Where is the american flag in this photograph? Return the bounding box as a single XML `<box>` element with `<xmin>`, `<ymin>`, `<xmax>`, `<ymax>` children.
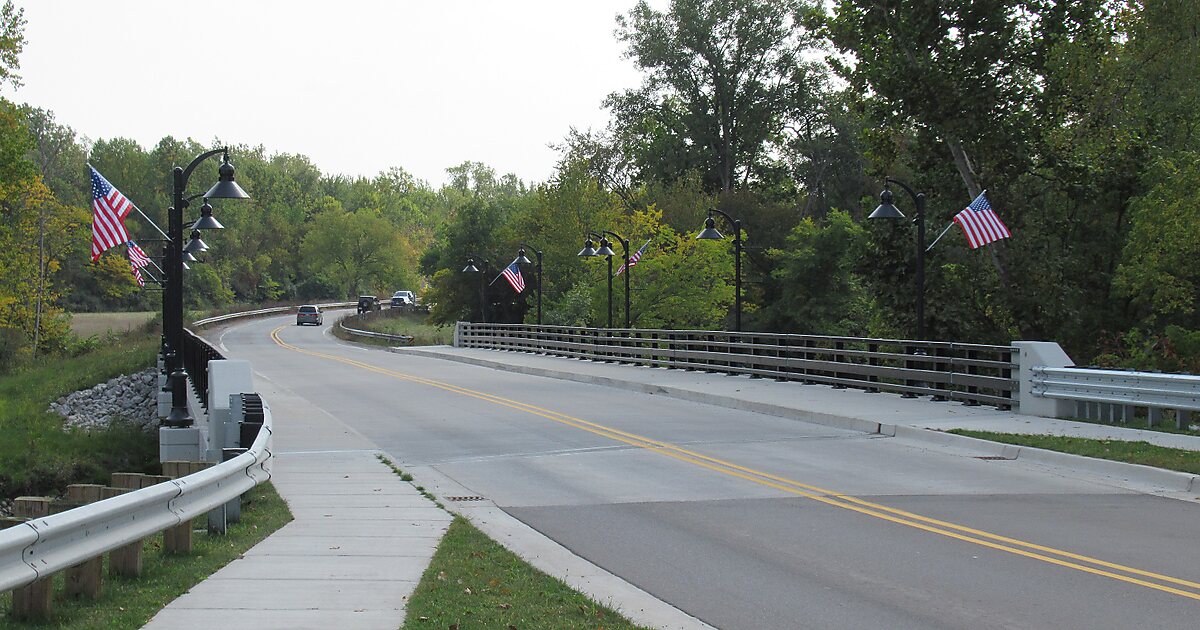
<box><xmin>126</xmin><ymin>241</ymin><xmax>151</xmax><ymax>268</ymax></box>
<box><xmin>615</xmin><ymin>239</ymin><xmax>651</xmax><ymax>276</ymax></box>
<box><xmin>130</xmin><ymin>262</ymin><xmax>146</xmax><ymax>287</ymax></box>
<box><xmin>89</xmin><ymin>166</ymin><xmax>133</xmax><ymax>261</ymax></box>
<box><xmin>500</xmin><ymin>261</ymin><xmax>526</xmax><ymax>293</ymax></box>
<box><xmin>953</xmin><ymin>191</ymin><xmax>1011</xmax><ymax>249</ymax></box>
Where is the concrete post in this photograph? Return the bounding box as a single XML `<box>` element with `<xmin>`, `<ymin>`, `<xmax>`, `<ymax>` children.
<box><xmin>206</xmin><ymin>360</ymin><xmax>254</xmax><ymax>462</ymax></box>
<box><xmin>1012</xmin><ymin>341</ymin><xmax>1075</xmax><ymax>418</ymax></box>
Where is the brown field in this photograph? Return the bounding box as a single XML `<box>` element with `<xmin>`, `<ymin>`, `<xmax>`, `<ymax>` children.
<box><xmin>70</xmin><ymin>311</ymin><xmax>158</xmax><ymax>338</ymax></box>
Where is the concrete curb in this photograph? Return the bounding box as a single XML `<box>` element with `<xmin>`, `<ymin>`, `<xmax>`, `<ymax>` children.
<box><xmin>395</xmin><ymin>346</ymin><xmax>1200</xmax><ymax>496</ymax></box>
<box><xmin>407</xmin><ymin>464</ymin><xmax>716</xmax><ymax>630</ymax></box>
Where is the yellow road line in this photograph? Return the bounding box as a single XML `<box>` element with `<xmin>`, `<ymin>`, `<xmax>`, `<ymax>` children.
<box><xmin>270</xmin><ymin>326</ymin><xmax>1200</xmax><ymax>601</ymax></box>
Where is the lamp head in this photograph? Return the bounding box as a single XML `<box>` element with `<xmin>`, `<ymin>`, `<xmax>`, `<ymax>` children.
<box><xmin>595</xmin><ymin>237</ymin><xmax>617</xmax><ymax>257</ymax></box>
<box><xmin>203</xmin><ymin>152</ymin><xmax>251</xmax><ymax>200</ymax></box>
<box><xmin>192</xmin><ymin>199</ymin><xmax>225</xmax><ymax>230</ymax></box>
<box><xmin>184</xmin><ymin>230</ymin><xmax>209</xmax><ymax>254</ymax></box>
<box><xmin>462</xmin><ymin>257</ymin><xmax>480</xmax><ymax>273</ymax></box>
<box><xmin>869</xmin><ymin>188</ymin><xmax>905</xmax><ymax>219</ymax></box>
<box><xmin>696</xmin><ymin>215</ymin><xmax>724</xmax><ymax>240</ymax></box>
<box><xmin>578</xmin><ymin>238</ymin><xmax>598</xmax><ymax>257</ymax></box>
<box><xmin>516</xmin><ymin>248</ymin><xmax>533</xmax><ymax>265</ymax></box>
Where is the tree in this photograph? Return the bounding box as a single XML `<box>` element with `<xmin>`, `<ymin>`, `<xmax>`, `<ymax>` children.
<box><xmin>609</xmin><ymin>0</ymin><xmax>821</xmax><ymax>192</ymax></box>
<box><xmin>765</xmin><ymin>211</ymin><xmax>870</xmax><ymax>335</ymax></box>
<box><xmin>0</xmin><ymin>1</ymin><xmax>24</xmax><ymax>90</ymax></box>
<box><xmin>300</xmin><ymin>206</ymin><xmax>413</xmax><ymax>298</ymax></box>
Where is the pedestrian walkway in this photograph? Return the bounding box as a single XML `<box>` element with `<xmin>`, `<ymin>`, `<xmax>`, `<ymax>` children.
<box><xmin>143</xmin><ymin>376</ymin><xmax>452</xmax><ymax>630</ymax></box>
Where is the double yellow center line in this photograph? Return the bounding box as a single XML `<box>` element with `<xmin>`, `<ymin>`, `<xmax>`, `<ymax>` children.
<box><xmin>271</xmin><ymin>325</ymin><xmax>1200</xmax><ymax>601</ymax></box>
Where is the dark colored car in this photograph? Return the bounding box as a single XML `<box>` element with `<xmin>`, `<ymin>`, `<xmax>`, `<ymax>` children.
<box><xmin>296</xmin><ymin>305</ymin><xmax>323</xmax><ymax>326</ymax></box>
<box><xmin>357</xmin><ymin>295</ymin><xmax>381</xmax><ymax>314</ymax></box>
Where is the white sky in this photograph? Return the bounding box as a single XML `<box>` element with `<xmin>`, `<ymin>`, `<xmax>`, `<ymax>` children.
<box><xmin>12</xmin><ymin>1</ymin><xmax>649</xmax><ymax>187</ymax></box>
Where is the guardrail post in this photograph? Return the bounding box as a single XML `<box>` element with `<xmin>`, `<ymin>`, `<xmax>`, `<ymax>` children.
<box><xmin>11</xmin><ymin>497</ymin><xmax>53</xmax><ymax>620</ymax></box>
<box><xmin>62</xmin><ymin>485</ymin><xmax>105</xmax><ymax>599</ymax></box>
<box><xmin>105</xmin><ymin>476</ymin><xmax>147</xmax><ymax>577</ymax></box>
<box><xmin>1179</xmin><ymin>410</ymin><xmax>1192</xmax><ymax>431</ymax></box>
<box><xmin>163</xmin><ymin>461</ymin><xmax>213</xmax><ymax>554</ymax></box>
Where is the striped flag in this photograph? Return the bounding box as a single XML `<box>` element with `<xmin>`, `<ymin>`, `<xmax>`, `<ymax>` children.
<box><xmin>953</xmin><ymin>191</ymin><xmax>1011</xmax><ymax>249</ymax></box>
<box><xmin>499</xmin><ymin>261</ymin><xmax>526</xmax><ymax>293</ymax></box>
<box><xmin>130</xmin><ymin>262</ymin><xmax>146</xmax><ymax>287</ymax></box>
<box><xmin>89</xmin><ymin>166</ymin><xmax>133</xmax><ymax>261</ymax></box>
<box><xmin>615</xmin><ymin>239</ymin><xmax>651</xmax><ymax>276</ymax></box>
<box><xmin>126</xmin><ymin>241</ymin><xmax>151</xmax><ymax>268</ymax></box>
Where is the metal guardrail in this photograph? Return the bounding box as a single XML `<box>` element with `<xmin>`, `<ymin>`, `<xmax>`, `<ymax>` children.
<box><xmin>191</xmin><ymin>301</ymin><xmax>355</xmax><ymax>328</ymax></box>
<box><xmin>338</xmin><ymin>311</ymin><xmax>414</xmax><ymax>345</ymax></box>
<box><xmin>1031</xmin><ymin>366</ymin><xmax>1200</xmax><ymax>427</ymax></box>
<box><xmin>458</xmin><ymin>323</ymin><xmax>1017</xmax><ymax>408</ymax></box>
<box><xmin>0</xmin><ymin>401</ymin><xmax>273</xmax><ymax>593</ymax></box>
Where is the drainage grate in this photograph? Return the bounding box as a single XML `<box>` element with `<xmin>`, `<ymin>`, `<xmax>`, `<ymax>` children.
<box><xmin>975</xmin><ymin>456</ymin><xmax>1011</xmax><ymax>460</ymax></box>
<box><xmin>446</xmin><ymin>496</ymin><xmax>487</xmax><ymax>502</ymax></box>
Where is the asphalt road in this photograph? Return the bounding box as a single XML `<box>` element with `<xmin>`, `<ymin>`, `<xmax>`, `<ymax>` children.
<box><xmin>215</xmin><ymin>314</ymin><xmax>1200</xmax><ymax>629</ymax></box>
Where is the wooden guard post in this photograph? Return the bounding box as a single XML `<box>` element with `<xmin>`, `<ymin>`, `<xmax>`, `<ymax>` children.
<box><xmin>9</xmin><ymin>496</ymin><xmax>53</xmax><ymax>620</ymax></box>
<box><xmin>161</xmin><ymin>461</ymin><xmax>212</xmax><ymax>554</ymax></box>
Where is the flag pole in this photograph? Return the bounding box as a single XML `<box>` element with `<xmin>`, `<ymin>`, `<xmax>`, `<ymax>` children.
<box><xmin>925</xmin><ymin>222</ymin><xmax>956</xmax><ymax>253</ymax></box>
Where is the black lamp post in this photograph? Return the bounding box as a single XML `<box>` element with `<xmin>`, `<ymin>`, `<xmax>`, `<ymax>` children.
<box><xmin>462</xmin><ymin>255</ymin><xmax>489</xmax><ymax>323</ymax></box>
<box><xmin>578</xmin><ymin>231</ymin><xmax>630</xmax><ymax>328</ymax></box>
<box><xmin>696</xmin><ymin>209</ymin><xmax>744</xmax><ymax>332</ymax></box>
<box><xmin>869</xmin><ymin>178</ymin><xmax>926</xmax><ymax>341</ymax></box>
<box><xmin>163</xmin><ymin>149</ymin><xmax>249</xmax><ymax>427</ymax></box>
<box><xmin>515</xmin><ymin>244</ymin><xmax>543</xmax><ymax>325</ymax></box>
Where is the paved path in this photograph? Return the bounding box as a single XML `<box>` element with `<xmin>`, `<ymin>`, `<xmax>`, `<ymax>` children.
<box><xmin>145</xmin><ymin>340</ymin><xmax>1200</xmax><ymax>629</ymax></box>
<box><xmin>143</xmin><ymin>371</ymin><xmax>452</xmax><ymax>630</ymax></box>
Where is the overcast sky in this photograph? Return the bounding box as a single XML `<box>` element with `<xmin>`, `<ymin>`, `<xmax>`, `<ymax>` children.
<box><xmin>11</xmin><ymin>1</ymin><xmax>649</xmax><ymax>187</ymax></box>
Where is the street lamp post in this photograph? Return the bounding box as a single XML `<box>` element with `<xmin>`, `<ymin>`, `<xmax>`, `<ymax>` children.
<box><xmin>869</xmin><ymin>177</ymin><xmax>926</xmax><ymax>341</ymax></box>
<box><xmin>515</xmin><ymin>244</ymin><xmax>543</xmax><ymax>325</ymax></box>
<box><xmin>696</xmin><ymin>209</ymin><xmax>744</xmax><ymax>332</ymax></box>
<box><xmin>163</xmin><ymin>149</ymin><xmax>249</xmax><ymax>427</ymax></box>
<box><xmin>462</xmin><ymin>256</ymin><xmax>489</xmax><ymax>323</ymax></box>
<box><xmin>578</xmin><ymin>231</ymin><xmax>630</xmax><ymax>328</ymax></box>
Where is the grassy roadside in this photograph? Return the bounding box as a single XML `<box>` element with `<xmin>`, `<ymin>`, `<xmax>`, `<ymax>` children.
<box><xmin>0</xmin><ymin>481</ymin><xmax>292</xmax><ymax>628</ymax></box>
<box><xmin>351</xmin><ymin>311</ymin><xmax>451</xmax><ymax>346</ymax></box>
<box><xmin>376</xmin><ymin>457</ymin><xmax>651</xmax><ymax>630</ymax></box>
<box><xmin>0</xmin><ymin>332</ymin><xmax>161</xmax><ymax>500</ymax></box>
<box><xmin>948</xmin><ymin>429</ymin><xmax>1200</xmax><ymax>474</ymax></box>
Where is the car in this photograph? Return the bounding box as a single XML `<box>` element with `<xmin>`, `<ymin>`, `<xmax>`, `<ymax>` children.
<box><xmin>296</xmin><ymin>305</ymin><xmax>323</xmax><ymax>326</ymax></box>
<box><xmin>356</xmin><ymin>295</ymin><xmax>381</xmax><ymax>314</ymax></box>
<box><xmin>391</xmin><ymin>290</ymin><xmax>415</xmax><ymax>308</ymax></box>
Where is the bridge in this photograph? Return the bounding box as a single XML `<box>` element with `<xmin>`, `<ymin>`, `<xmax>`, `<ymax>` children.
<box><xmin>7</xmin><ymin>308</ymin><xmax>1200</xmax><ymax>628</ymax></box>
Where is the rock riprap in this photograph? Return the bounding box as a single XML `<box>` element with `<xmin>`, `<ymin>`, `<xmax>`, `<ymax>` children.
<box><xmin>48</xmin><ymin>368</ymin><xmax>159</xmax><ymax>431</ymax></box>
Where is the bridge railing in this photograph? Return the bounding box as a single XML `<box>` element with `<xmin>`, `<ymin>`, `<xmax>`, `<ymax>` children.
<box><xmin>457</xmin><ymin>323</ymin><xmax>1016</xmax><ymax>409</ymax></box>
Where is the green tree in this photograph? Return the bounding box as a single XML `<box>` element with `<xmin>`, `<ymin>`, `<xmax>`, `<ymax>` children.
<box><xmin>300</xmin><ymin>206</ymin><xmax>412</xmax><ymax>298</ymax></box>
<box><xmin>765</xmin><ymin>211</ymin><xmax>870</xmax><ymax>335</ymax></box>
<box><xmin>609</xmin><ymin>0</ymin><xmax>822</xmax><ymax>192</ymax></box>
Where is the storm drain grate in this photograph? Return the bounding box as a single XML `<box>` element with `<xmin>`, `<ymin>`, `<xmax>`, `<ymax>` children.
<box><xmin>447</xmin><ymin>496</ymin><xmax>487</xmax><ymax>502</ymax></box>
<box><xmin>975</xmin><ymin>456</ymin><xmax>1011</xmax><ymax>460</ymax></box>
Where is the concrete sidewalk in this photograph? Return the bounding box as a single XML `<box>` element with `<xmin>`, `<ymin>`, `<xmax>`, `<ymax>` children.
<box><xmin>143</xmin><ymin>376</ymin><xmax>453</xmax><ymax>630</ymax></box>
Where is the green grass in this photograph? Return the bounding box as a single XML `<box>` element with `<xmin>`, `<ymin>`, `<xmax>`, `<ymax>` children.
<box><xmin>949</xmin><ymin>430</ymin><xmax>1200</xmax><ymax>474</ymax></box>
<box><xmin>374</xmin><ymin>457</ymin><xmax>650</xmax><ymax>630</ymax></box>
<box><xmin>0</xmin><ymin>481</ymin><xmax>292</xmax><ymax>628</ymax></box>
<box><xmin>0</xmin><ymin>332</ymin><xmax>161</xmax><ymax>500</ymax></box>
<box><xmin>358</xmin><ymin>311</ymin><xmax>451</xmax><ymax>346</ymax></box>
<box><xmin>403</xmin><ymin>517</ymin><xmax>653</xmax><ymax>630</ymax></box>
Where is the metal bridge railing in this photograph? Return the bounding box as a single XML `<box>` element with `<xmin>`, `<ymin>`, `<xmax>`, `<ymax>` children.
<box><xmin>457</xmin><ymin>323</ymin><xmax>1017</xmax><ymax>409</ymax></box>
